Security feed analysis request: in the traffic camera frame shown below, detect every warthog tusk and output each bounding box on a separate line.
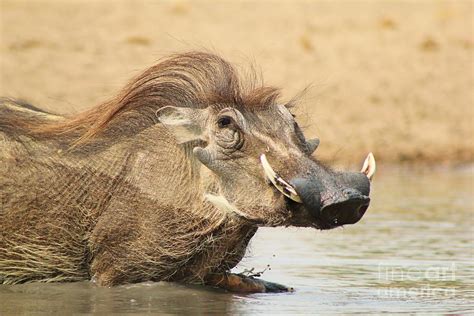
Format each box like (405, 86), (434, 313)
(260, 154), (302, 203)
(361, 152), (376, 181)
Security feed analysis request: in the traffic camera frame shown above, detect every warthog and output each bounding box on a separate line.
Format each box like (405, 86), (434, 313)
(0, 52), (375, 292)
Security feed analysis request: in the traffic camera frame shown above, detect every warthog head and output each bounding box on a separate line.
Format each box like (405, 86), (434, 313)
(19, 51), (374, 230)
(156, 92), (375, 229)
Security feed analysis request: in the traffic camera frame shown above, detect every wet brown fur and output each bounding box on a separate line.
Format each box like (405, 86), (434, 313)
(0, 52), (285, 286)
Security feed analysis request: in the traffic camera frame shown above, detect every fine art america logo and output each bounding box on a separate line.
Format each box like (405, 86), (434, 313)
(377, 263), (456, 298)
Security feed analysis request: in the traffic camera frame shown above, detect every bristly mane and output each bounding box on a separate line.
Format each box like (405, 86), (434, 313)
(22, 52), (282, 146)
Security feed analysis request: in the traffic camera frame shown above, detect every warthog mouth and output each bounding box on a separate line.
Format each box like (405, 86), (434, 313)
(260, 152), (376, 228)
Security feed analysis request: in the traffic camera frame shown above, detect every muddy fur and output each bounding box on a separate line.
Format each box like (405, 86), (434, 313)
(0, 52), (289, 286)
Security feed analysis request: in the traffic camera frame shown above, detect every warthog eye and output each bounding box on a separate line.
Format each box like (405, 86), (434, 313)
(217, 116), (233, 128)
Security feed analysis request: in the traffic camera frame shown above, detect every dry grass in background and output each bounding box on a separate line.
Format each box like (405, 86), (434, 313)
(1, 0), (472, 166)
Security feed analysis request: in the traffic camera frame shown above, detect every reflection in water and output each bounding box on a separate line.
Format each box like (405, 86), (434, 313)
(0, 282), (237, 314)
(1, 167), (473, 314)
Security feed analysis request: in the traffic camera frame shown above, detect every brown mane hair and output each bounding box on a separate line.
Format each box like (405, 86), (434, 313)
(29, 52), (281, 146)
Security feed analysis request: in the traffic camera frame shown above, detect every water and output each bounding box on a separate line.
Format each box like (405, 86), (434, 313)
(1, 166), (473, 314)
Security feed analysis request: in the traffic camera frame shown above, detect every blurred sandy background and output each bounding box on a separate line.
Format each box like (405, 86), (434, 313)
(0, 0), (472, 166)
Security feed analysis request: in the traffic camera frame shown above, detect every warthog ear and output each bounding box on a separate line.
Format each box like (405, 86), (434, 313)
(306, 138), (320, 155)
(156, 106), (206, 143)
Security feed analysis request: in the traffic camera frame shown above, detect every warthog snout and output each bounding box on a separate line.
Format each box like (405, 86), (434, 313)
(262, 153), (376, 229)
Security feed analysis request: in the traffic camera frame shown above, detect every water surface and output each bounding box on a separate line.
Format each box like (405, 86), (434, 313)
(1, 166), (473, 314)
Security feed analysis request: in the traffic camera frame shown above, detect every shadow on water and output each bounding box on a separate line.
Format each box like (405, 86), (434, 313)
(1, 166), (473, 314)
(0, 281), (238, 314)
